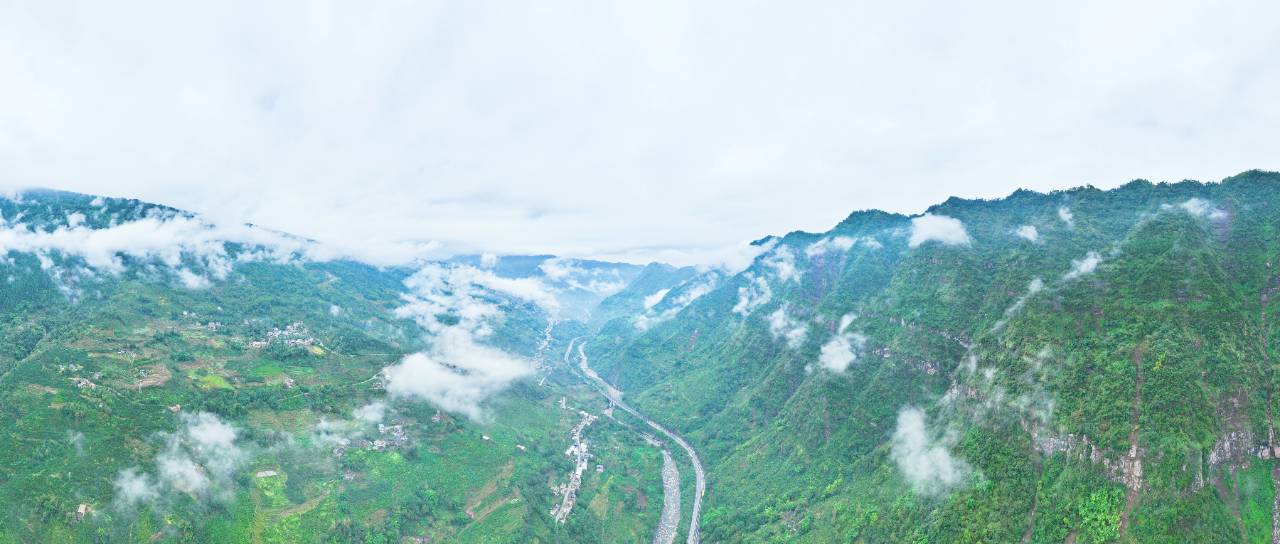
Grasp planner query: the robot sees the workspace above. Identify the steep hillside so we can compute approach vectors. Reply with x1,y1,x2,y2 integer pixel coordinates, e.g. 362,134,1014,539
586,170,1280,542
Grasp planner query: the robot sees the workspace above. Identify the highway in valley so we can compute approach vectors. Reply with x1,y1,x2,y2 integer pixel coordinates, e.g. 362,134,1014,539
565,338,706,544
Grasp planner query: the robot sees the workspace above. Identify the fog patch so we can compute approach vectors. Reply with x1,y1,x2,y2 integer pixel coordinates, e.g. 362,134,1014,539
1014,225,1039,242
1058,206,1074,228
993,277,1044,331
634,275,719,330
732,273,772,317
539,258,627,296
767,304,807,349
383,335,531,421
353,401,387,424
113,468,160,509
112,412,247,508
1165,198,1227,220
817,314,865,372
643,288,670,310
891,407,969,495
909,214,971,248
761,246,800,282
0,212,443,295
1063,251,1101,280
386,264,539,420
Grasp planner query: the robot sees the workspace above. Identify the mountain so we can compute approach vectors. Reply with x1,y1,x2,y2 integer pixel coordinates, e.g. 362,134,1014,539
0,190,667,542
584,169,1280,542
8,171,1280,543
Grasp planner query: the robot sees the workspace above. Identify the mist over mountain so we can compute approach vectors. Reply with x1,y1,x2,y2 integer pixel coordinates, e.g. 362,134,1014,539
6,171,1280,542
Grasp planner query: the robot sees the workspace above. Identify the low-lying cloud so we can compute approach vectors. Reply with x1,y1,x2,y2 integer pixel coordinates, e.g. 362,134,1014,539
1063,251,1101,280
891,406,969,495
732,273,772,317
1014,225,1039,242
539,258,628,296
817,314,865,372
634,274,720,330
0,203,446,295
113,412,247,508
385,264,540,419
761,246,800,283
908,214,971,248
767,304,807,349
1058,206,1075,228
642,288,671,310
1168,197,1227,220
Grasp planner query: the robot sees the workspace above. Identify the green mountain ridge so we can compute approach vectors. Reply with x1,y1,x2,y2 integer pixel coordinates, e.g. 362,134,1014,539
581,169,1280,542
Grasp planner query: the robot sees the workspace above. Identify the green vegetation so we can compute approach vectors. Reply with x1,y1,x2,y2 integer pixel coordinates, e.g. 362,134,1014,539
11,173,1280,541
586,170,1280,541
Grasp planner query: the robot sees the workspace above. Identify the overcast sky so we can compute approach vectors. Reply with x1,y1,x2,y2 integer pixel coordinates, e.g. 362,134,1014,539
2,1,1278,265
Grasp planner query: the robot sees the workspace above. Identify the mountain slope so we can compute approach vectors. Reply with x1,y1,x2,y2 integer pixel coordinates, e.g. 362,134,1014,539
0,190,665,543
585,170,1280,542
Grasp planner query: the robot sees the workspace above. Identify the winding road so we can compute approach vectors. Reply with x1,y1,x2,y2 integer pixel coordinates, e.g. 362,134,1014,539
565,338,706,544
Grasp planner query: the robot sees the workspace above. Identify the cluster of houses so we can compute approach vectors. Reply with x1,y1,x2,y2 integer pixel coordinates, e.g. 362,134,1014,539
179,310,222,331
550,411,598,523
331,422,411,458
248,321,321,350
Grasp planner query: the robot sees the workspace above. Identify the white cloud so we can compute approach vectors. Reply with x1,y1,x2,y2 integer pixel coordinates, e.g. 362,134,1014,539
819,331,866,372
538,258,627,296
767,304,808,349
634,275,720,330
0,212,444,293
353,401,387,424
804,235,882,258
386,263,539,419
818,314,864,372
732,273,772,317
643,288,671,310
383,331,532,421
891,407,969,495
1063,251,1101,280
2,3,1280,265
114,412,246,507
908,214,971,248
402,264,560,318
113,468,159,508
329,304,342,316
1058,206,1075,229
479,252,499,269
1014,225,1039,242
761,246,800,282
805,235,855,257
1172,198,1227,220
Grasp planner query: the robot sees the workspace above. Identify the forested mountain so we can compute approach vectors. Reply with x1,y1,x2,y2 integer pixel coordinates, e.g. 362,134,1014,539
587,169,1280,542
6,171,1280,542
0,190,671,542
